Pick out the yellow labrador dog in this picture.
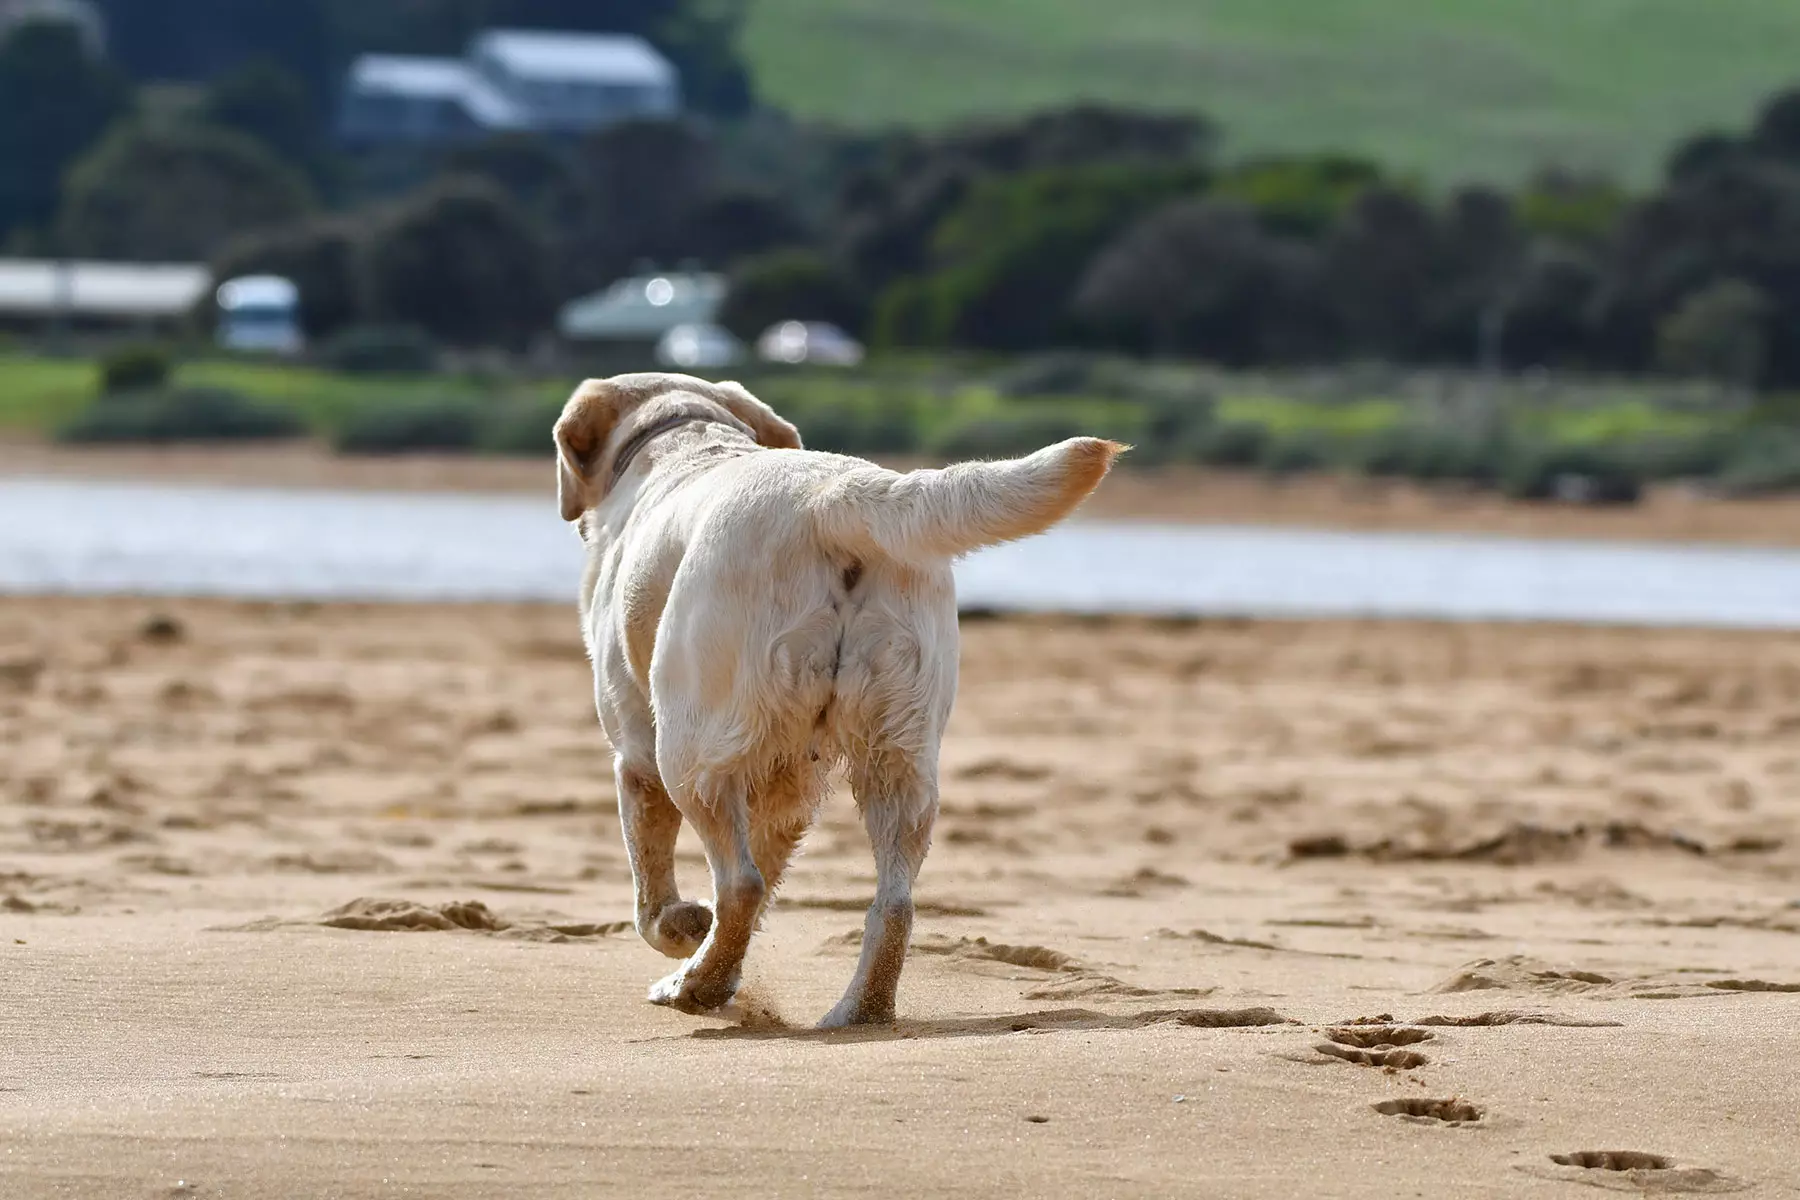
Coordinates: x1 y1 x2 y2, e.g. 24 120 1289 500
555 372 1120 1026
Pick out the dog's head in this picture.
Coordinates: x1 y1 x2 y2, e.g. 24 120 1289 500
552 373 802 522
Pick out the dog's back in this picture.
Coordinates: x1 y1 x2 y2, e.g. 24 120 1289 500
647 440 1123 792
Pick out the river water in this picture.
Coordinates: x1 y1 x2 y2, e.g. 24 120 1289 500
3 477 1798 628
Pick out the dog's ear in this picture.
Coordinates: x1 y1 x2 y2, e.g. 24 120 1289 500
712 380 803 451
553 379 629 522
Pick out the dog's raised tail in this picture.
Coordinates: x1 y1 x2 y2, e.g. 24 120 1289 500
816 437 1126 565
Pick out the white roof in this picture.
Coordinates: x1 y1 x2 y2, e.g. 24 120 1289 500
217 275 299 310
472 30 675 87
349 54 472 99
0 259 210 318
559 273 724 340
345 54 529 127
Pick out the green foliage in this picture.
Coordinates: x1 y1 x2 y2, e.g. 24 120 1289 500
884 163 1208 350
320 326 439 375
57 386 306 443
99 344 173 395
364 179 552 348
928 410 1093 459
720 249 865 339
60 123 315 261
1212 155 1383 237
199 59 333 190
0 20 131 242
333 397 483 454
210 219 363 340
1515 170 1628 244
1656 279 1771 387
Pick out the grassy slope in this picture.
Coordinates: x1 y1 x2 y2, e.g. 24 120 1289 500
741 0 1800 183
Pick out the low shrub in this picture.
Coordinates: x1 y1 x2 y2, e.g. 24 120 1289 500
57 387 305 443
1714 431 1800 495
790 404 924 456
476 398 564 455
928 410 1089 459
99 343 172 394
334 397 481 453
1350 423 1499 484
1186 420 1269 467
1498 441 1644 505
320 325 438 375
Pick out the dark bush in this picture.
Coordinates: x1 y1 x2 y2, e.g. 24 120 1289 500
1130 391 1217 466
1186 421 1270 467
1350 424 1499 483
99 343 172 394
1499 442 1644 505
320 325 438 375
333 398 482 454
1257 431 1336 476
57 387 305 443
1715 432 1800 495
787 404 923 456
992 352 1104 398
928 411 1088 459
477 399 564 456
719 249 866 341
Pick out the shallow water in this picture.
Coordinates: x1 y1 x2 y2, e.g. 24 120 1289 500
4 477 1799 628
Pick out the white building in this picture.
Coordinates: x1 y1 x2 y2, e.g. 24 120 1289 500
339 29 679 145
0 259 209 331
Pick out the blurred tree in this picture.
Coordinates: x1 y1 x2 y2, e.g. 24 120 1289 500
200 60 335 192
93 0 334 105
888 163 1208 350
60 124 315 261
675 188 809 268
210 219 364 339
1211 154 1383 238
0 20 131 244
719 249 865 339
1750 87 1800 165
1515 169 1628 244
1656 278 1771 390
561 118 716 294
836 105 1212 293
1499 245 1603 369
365 178 552 347
1073 197 1324 364
1322 187 1443 361
444 133 577 221
1665 131 1745 185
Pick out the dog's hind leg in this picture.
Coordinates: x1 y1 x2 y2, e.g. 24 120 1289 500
820 753 938 1027
617 759 712 958
648 773 765 1014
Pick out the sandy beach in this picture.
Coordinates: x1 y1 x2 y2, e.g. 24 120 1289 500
2 597 1797 1197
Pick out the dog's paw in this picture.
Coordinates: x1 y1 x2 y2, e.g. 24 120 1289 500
647 965 737 1015
644 901 713 958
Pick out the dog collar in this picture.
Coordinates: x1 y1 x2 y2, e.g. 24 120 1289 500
607 413 719 489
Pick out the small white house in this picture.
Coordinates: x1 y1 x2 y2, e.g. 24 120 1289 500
339 28 678 145
558 271 725 344
215 275 303 356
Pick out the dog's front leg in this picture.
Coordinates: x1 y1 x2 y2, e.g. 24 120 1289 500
820 765 938 1027
648 775 763 1013
617 760 712 957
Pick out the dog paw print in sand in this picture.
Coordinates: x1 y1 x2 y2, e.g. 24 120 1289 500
1371 1097 1483 1126
1517 1151 1747 1193
1310 1025 1433 1069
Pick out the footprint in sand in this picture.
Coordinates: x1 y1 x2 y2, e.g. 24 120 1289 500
1521 1151 1746 1194
1313 1026 1432 1068
1372 1097 1483 1125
